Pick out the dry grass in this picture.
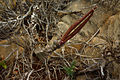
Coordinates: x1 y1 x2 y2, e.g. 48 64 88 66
0 0 120 80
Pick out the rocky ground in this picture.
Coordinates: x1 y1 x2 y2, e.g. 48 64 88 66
0 0 120 80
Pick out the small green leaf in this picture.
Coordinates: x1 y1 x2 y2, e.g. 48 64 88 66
0 60 7 69
63 61 76 79
71 61 76 69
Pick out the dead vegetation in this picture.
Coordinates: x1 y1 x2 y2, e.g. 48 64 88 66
0 0 120 80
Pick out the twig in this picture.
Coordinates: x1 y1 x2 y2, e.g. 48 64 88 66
86 28 100 44
46 24 49 43
26 70 34 80
53 67 58 80
4 48 18 61
45 60 52 80
80 28 100 54
54 51 70 67
18 5 33 20
0 5 33 25
0 44 10 47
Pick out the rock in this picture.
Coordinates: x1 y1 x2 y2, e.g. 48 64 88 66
99 12 120 47
56 1 120 79
57 0 112 43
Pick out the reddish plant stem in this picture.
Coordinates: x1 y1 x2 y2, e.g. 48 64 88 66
61 12 93 45
59 6 97 45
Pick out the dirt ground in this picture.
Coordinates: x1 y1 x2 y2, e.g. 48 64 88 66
0 0 120 80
